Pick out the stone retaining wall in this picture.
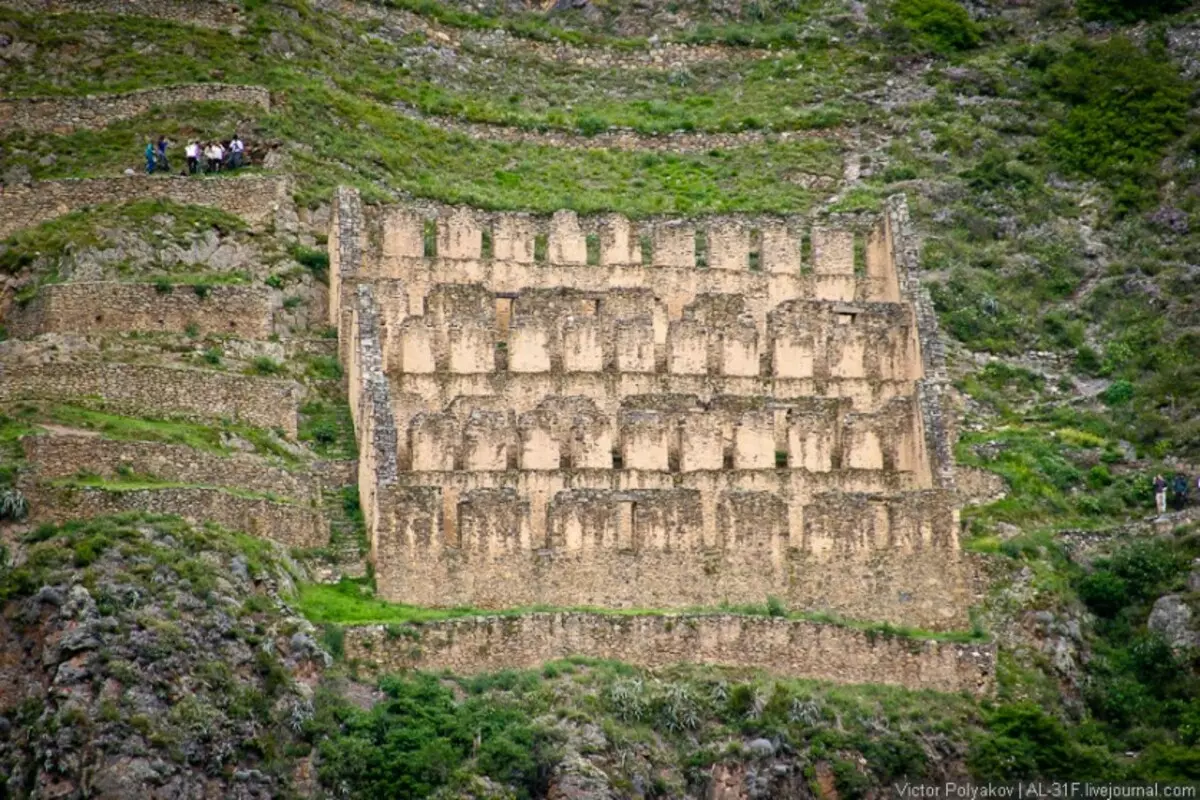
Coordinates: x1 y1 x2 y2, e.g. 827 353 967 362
22 434 340 502
0 84 269 134
5 282 274 339
0 362 301 436
0 0 241 28
27 484 329 549
344 613 995 696
0 176 290 240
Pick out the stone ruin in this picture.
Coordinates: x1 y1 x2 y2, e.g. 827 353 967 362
331 189 973 633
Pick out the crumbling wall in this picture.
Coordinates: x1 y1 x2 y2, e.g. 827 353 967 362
0 363 301 435
21 434 338 502
344 614 996 696
0 84 269 133
338 193 973 639
5 282 274 339
372 484 972 630
0 176 290 239
27 484 328 549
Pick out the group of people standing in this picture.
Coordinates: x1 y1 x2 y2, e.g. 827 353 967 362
1153 473 1197 515
143 134 246 175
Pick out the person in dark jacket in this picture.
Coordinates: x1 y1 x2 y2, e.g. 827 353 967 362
1172 473 1189 510
156 136 171 173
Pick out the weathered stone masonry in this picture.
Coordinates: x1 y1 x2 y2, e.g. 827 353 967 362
26 484 328 550
335 191 978 642
0 84 270 134
5 282 275 340
0 362 302 436
345 614 996 696
0 175 290 239
21 434 346 503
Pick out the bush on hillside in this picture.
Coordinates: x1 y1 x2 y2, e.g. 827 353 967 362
1041 39 1189 208
888 0 981 54
1076 0 1188 22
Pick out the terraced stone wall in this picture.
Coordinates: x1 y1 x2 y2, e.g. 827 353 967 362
6 282 274 339
345 614 996 696
21 434 346 502
0 84 270 133
0 363 302 435
0 176 290 239
0 0 239 28
26 484 328 549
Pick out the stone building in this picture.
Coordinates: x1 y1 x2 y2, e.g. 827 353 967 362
331 190 972 632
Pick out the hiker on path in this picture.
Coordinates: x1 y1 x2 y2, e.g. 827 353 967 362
1173 473 1189 510
229 135 244 169
144 140 156 174
185 141 201 174
1154 473 1168 515
156 136 170 173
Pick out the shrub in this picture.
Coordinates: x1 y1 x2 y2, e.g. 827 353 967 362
153 278 173 294
766 596 787 617
0 488 28 521
1042 39 1189 203
249 356 283 376
890 0 980 53
1101 380 1134 407
1077 570 1128 617
1076 0 1188 22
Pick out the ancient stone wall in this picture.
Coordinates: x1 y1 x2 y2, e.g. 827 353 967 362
0 176 290 239
0 362 301 435
5 282 274 339
344 614 995 696
0 84 269 134
26 484 328 549
371 483 969 630
21 434 342 502
0 0 240 28
333 188 976 640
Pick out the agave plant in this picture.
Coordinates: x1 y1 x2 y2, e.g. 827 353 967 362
0 488 28 521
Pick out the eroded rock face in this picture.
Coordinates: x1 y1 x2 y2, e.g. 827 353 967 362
0 519 330 799
1148 594 1199 650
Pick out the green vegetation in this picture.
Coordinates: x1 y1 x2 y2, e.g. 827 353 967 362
0 402 305 466
888 0 980 54
1075 0 1190 21
1040 38 1190 209
0 199 247 275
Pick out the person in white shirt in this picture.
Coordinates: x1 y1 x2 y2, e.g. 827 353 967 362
204 142 221 172
185 141 200 174
229 135 245 169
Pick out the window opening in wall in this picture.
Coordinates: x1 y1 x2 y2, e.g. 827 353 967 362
800 231 813 274
612 449 624 470
481 228 494 260
639 234 653 266
585 232 600 265
423 220 438 258
775 450 788 468
748 228 761 272
533 233 549 263
494 296 513 339
853 232 867 277
617 501 635 551
694 229 708 269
